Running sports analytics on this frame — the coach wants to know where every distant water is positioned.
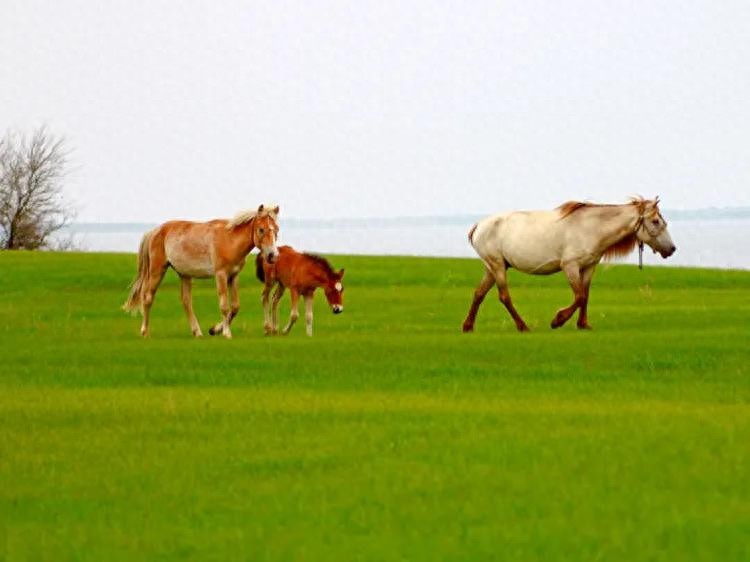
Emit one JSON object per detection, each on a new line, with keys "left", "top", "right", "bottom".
{"left": 59, "top": 217, "right": 750, "bottom": 270}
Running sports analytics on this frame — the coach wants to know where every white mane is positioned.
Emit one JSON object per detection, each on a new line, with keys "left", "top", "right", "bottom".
{"left": 227, "top": 205, "right": 279, "bottom": 228}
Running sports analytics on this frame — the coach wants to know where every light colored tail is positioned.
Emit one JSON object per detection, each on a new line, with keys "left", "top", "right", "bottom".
{"left": 122, "top": 230, "right": 152, "bottom": 315}
{"left": 467, "top": 223, "right": 479, "bottom": 247}
{"left": 467, "top": 220, "right": 495, "bottom": 272}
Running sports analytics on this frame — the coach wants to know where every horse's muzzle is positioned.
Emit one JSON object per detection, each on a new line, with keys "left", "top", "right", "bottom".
{"left": 266, "top": 251, "right": 278, "bottom": 264}
{"left": 660, "top": 245, "right": 677, "bottom": 258}
{"left": 332, "top": 305, "right": 343, "bottom": 314}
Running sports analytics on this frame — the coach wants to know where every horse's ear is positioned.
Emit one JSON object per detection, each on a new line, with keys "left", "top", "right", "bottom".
{"left": 654, "top": 195, "right": 660, "bottom": 205}
{"left": 257, "top": 204, "right": 265, "bottom": 214}
{"left": 272, "top": 205, "right": 280, "bottom": 216}
{"left": 338, "top": 268, "right": 345, "bottom": 279}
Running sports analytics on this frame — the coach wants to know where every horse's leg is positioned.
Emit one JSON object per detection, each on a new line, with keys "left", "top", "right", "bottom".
{"left": 576, "top": 264, "right": 597, "bottom": 330}
{"left": 494, "top": 265, "right": 529, "bottom": 332}
{"left": 551, "top": 262, "right": 585, "bottom": 329}
{"left": 462, "top": 267, "right": 494, "bottom": 332}
{"left": 208, "top": 270, "right": 233, "bottom": 339}
{"left": 304, "top": 292, "right": 314, "bottom": 337}
{"left": 227, "top": 274, "right": 240, "bottom": 326}
{"left": 140, "top": 251, "right": 168, "bottom": 338}
{"left": 261, "top": 281, "right": 273, "bottom": 334}
{"left": 271, "top": 285, "right": 285, "bottom": 334}
{"left": 180, "top": 276, "right": 203, "bottom": 337}
{"left": 282, "top": 289, "right": 300, "bottom": 335}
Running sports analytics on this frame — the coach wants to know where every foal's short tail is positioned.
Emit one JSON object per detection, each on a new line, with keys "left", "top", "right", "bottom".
{"left": 122, "top": 230, "right": 153, "bottom": 315}
{"left": 255, "top": 252, "right": 266, "bottom": 283}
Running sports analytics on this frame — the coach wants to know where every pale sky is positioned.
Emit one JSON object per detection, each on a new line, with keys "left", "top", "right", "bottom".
{"left": 2, "top": 1, "right": 749, "bottom": 222}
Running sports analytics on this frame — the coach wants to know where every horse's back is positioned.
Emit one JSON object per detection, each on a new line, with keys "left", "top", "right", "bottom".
{"left": 271, "top": 246, "right": 298, "bottom": 271}
{"left": 262, "top": 246, "right": 328, "bottom": 292}
{"left": 155, "top": 220, "right": 220, "bottom": 278}
{"left": 471, "top": 210, "right": 564, "bottom": 273}
{"left": 471, "top": 210, "right": 558, "bottom": 250}
{"left": 259, "top": 245, "right": 296, "bottom": 285}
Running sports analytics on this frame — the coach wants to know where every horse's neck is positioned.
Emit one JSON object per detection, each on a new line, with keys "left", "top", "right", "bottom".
{"left": 232, "top": 220, "right": 256, "bottom": 256}
{"left": 592, "top": 205, "right": 640, "bottom": 250}
{"left": 307, "top": 265, "right": 329, "bottom": 287}
{"left": 300, "top": 259, "right": 330, "bottom": 287}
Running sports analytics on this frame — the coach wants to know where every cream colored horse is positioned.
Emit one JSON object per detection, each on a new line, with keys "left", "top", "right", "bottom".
{"left": 463, "top": 197, "right": 676, "bottom": 332}
{"left": 123, "top": 204, "right": 280, "bottom": 338}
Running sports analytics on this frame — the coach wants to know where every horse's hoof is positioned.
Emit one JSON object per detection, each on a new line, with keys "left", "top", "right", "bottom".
{"left": 462, "top": 324, "right": 474, "bottom": 333}
{"left": 550, "top": 314, "right": 566, "bottom": 329}
{"left": 517, "top": 324, "right": 530, "bottom": 332}
{"left": 208, "top": 326, "right": 220, "bottom": 336}
{"left": 577, "top": 324, "right": 592, "bottom": 331}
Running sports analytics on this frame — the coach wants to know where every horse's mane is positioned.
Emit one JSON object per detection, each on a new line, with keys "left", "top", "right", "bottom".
{"left": 227, "top": 206, "right": 279, "bottom": 229}
{"left": 557, "top": 197, "right": 650, "bottom": 219}
{"left": 303, "top": 252, "right": 338, "bottom": 279}
{"left": 602, "top": 232, "right": 639, "bottom": 261}
{"left": 557, "top": 200, "right": 592, "bottom": 218}
{"left": 557, "top": 197, "right": 652, "bottom": 260}
{"left": 227, "top": 210, "right": 258, "bottom": 228}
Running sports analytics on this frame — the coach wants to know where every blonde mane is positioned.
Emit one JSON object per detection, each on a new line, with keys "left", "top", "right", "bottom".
{"left": 227, "top": 210, "right": 258, "bottom": 228}
{"left": 227, "top": 205, "right": 279, "bottom": 229}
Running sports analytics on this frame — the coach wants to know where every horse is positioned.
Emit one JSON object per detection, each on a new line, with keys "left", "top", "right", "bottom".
{"left": 123, "top": 204, "right": 280, "bottom": 338}
{"left": 255, "top": 245, "right": 345, "bottom": 336}
{"left": 462, "top": 197, "right": 676, "bottom": 332}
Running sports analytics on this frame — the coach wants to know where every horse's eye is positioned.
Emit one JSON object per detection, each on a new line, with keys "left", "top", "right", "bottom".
{"left": 258, "top": 228, "right": 264, "bottom": 235}
{"left": 652, "top": 219, "right": 659, "bottom": 226}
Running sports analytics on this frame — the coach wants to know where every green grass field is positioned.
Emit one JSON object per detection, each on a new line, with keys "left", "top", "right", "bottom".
{"left": 1, "top": 251, "right": 748, "bottom": 561}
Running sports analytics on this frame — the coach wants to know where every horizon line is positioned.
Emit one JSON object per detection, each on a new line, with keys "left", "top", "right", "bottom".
{"left": 68, "top": 205, "right": 750, "bottom": 228}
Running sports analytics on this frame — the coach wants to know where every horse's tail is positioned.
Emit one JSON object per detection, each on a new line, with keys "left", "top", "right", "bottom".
{"left": 122, "top": 230, "right": 153, "bottom": 315}
{"left": 467, "top": 219, "right": 495, "bottom": 272}
{"left": 255, "top": 252, "right": 266, "bottom": 283}
{"left": 467, "top": 223, "right": 479, "bottom": 247}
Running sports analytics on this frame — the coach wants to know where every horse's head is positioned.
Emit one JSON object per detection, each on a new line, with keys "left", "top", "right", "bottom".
{"left": 636, "top": 197, "right": 676, "bottom": 259}
{"left": 253, "top": 204, "right": 280, "bottom": 263}
{"left": 323, "top": 269, "right": 345, "bottom": 314}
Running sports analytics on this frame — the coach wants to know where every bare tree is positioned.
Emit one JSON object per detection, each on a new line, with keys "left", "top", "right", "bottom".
{"left": 0, "top": 127, "right": 75, "bottom": 250}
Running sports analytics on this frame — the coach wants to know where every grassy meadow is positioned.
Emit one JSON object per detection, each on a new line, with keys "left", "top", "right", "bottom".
{"left": 0, "top": 251, "right": 748, "bottom": 561}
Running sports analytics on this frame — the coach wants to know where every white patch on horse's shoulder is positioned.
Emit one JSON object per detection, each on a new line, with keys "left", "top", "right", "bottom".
{"left": 334, "top": 282, "right": 342, "bottom": 292}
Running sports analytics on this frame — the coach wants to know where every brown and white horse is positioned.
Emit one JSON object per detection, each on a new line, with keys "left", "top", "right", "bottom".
{"left": 256, "top": 245, "right": 344, "bottom": 336}
{"left": 123, "top": 204, "right": 280, "bottom": 338}
{"left": 463, "top": 197, "right": 676, "bottom": 332}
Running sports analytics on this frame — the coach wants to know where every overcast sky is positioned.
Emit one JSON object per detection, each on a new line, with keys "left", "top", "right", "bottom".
{"left": 2, "top": 1, "right": 749, "bottom": 222}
